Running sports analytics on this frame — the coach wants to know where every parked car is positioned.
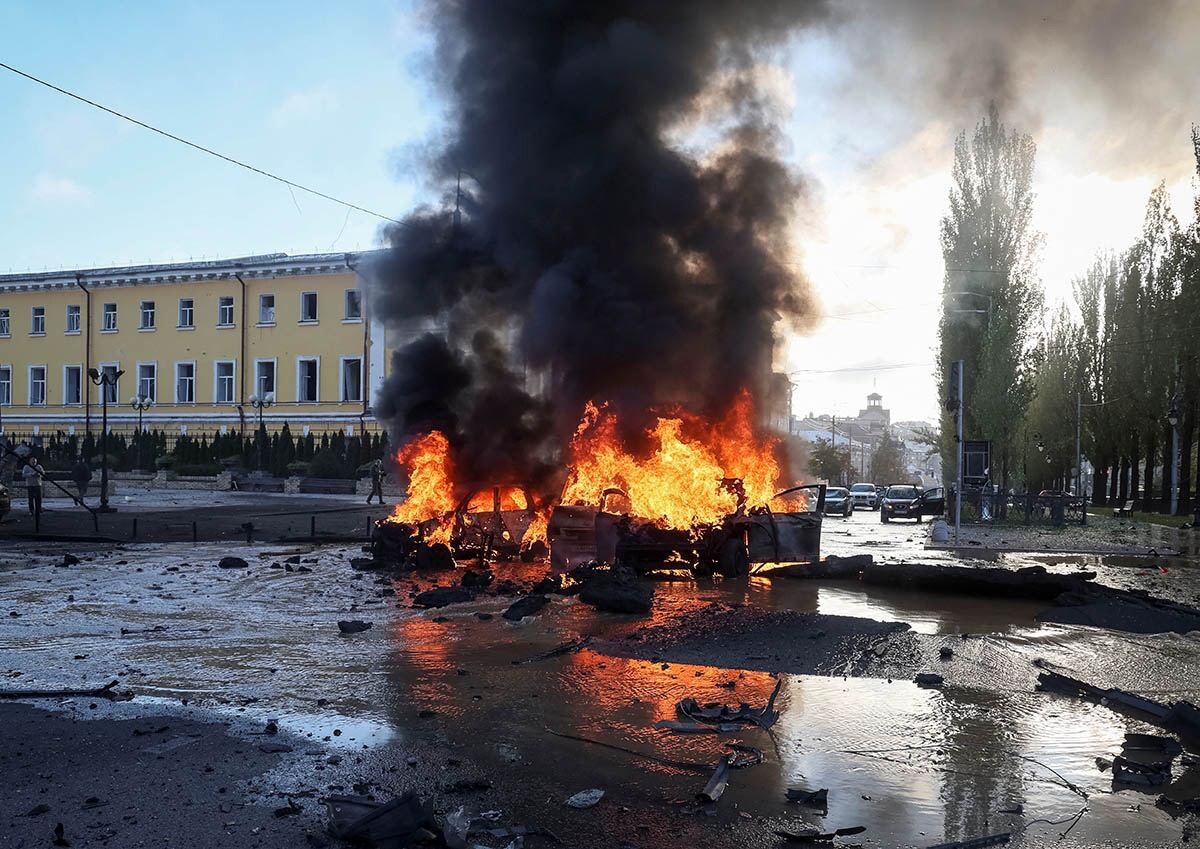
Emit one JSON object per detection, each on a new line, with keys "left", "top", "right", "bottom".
{"left": 849, "top": 482, "right": 879, "bottom": 510}
{"left": 881, "top": 485, "right": 926, "bottom": 523}
{"left": 824, "top": 487, "right": 854, "bottom": 517}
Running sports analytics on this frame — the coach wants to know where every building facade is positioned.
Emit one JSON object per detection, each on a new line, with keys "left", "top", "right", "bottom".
{"left": 0, "top": 251, "right": 391, "bottom": 439}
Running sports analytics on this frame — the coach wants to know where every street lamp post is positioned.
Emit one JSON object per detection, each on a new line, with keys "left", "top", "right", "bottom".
{"left": 88, "top": 367, "right": 124, "bottom": 513}
{"left": 248, "top": 394, "right": 274, "bottom": 472}
{"left": 129, "top": 395, "right": 153, "bottom": 471}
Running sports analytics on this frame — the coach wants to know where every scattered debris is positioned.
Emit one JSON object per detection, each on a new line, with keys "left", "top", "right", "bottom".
{"left": 786, "top": 787, "right": 829, "bottom": 808}
{"left": 52, "top": 822, "right": 69, "bottom": 847}
{"left": 1036, "top": 666, "right": 1200, "bottom": 743}
{"left": 773, "top": 825, "right": 866, "bottom": 842}
{"left": 273, "top": 798, "right": 303, "bottom": 817}
{"left": 413, "top": 587, "right": 474, "bottom": 609}
{"left": 915, "top": 673, "right": 945, "bottom": 689}
{"left": 925, "top": 833, "right": 1011, "bottom": 849}
{"left": 676, "top": 676, "right": 782, "bottom": 729}
{"left": 697, "top": 756, "right": 731, "bottom": 803}
{"left": 577, "top": 568, "right": 654, "bottom": 614}
{"left": 323, "top": 793, "right": 437, "bottom": 848}
{"left": 565, "top": 788, "right": 605, "bottom": 809}
{"left": 513, "top": 636, "right": 592, "bottom": 665}
{"left": 503, "top": 595, "right": 550, "bottom": 621}
{"left": 218, "top": 556, "right": 248, "bottom": 569}
{"left": 337, "top": 620, "right": 372, "bottom": 634}
{"left": 939, "top": 646, "right": 955, "bottom": 660}
{"left": 0, "top": 680, "right": 122, "bottom": 700}
{"left": 1112, "top": 755, "right": 1171, "bottom": 787}
{"left": 460, "top": 569, "right": 493, "bottom": 588}
{"left": 1123, "top": 732, "right": 1182, "bottom": 756}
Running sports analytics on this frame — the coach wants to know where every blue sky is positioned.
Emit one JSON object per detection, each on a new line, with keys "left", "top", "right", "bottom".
{"left": 2, "top": 3, "right": 1195, "bottom": 421}
{"left": 0, "top": 1, "right": 433, "bottom": 271}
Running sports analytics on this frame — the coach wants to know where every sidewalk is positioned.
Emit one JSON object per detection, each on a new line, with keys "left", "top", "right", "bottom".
{"left": 926, "top": 514, "right": 1200, "bottom": 557}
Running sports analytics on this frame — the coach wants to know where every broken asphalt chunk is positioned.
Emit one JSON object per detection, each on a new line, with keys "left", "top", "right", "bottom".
{"left": 503, "top": 595, "right": 550, "bottom": 621}
{"left": 413, "top": 587, "right": 473, "bottom": 609}
{"left": 337, "top": 620, "right": 372, "bottom": 634}
{"left": 218, "top": 556, "right": 249, "bottom": 569}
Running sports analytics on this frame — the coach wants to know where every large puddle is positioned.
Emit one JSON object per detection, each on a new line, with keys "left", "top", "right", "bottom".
{"left": 2, "top": 539, "right": 1199, "bottom": 846}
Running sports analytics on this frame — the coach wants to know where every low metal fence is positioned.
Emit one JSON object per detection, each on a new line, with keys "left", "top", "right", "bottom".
{"left": 951, "top": 490, "right": 1087, "bottom": 526}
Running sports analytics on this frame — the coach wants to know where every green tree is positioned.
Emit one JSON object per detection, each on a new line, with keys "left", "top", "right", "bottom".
{"left": 809, "top": 437, "right": 851, "bottom": 486}
{"left": 937, "top": 105, "right": 1043, "bottom": 492}
{"left": 870, "top": 431, "right": 908, "bottom": 485}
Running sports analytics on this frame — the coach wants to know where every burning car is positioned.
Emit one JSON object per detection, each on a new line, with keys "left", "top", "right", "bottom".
{"left": 548, "top": 482, "right": 826, "bottom": 576}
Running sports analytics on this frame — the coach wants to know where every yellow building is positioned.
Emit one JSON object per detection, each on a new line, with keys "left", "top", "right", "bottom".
{"left": 0, "top": 251, "right": 392, "bottom": 439}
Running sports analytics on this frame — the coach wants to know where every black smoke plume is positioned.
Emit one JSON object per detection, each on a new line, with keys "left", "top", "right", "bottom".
{"left": 371, "top": 0, "right": 823, "bottom": 493}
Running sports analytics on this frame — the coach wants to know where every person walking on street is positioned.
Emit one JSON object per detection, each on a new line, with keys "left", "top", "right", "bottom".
{"left": 367, "top": 459, "right": 386, "bottom": 505}
{"left": 22, "top": 456, "right": 45, "bottom": 517}
{"left": 71, "top": 455, "right": 92, "bottom": 504}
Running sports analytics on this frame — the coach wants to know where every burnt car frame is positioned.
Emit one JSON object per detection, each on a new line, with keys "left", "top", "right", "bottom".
{"left": 548, "top": 482, "right": 827, "bottom": 576}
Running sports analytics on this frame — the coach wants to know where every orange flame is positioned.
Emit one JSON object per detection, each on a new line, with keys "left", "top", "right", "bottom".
{"left": 561, "top": 390, "right": 781, "bottom": 526}
{"left": 386, "top": 391, "right": 787, "bottom": 543}
{"left": 387, "top": 431, "right": 456, "bottom": 542}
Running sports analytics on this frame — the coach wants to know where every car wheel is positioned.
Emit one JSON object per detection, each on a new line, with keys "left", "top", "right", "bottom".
{"left": 881, "top": 512, "right": 889, "bottom": 524}
{"left": 915, "top": 515, "right": 922, "bottom": 524}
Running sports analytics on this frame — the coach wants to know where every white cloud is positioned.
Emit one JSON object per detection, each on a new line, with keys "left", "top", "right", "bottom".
{"left": 270, "top": 84, "right": 338, "bottom": 126}
{"left": 30, "top": 174, "right": 91, "bottom": 204}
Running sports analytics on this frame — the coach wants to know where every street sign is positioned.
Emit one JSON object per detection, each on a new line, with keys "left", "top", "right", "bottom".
{"left": 962, "top": 440, "right": 991, "bottom": 487}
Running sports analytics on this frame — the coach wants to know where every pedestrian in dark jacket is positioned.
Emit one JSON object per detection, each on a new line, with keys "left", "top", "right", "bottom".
{"left": 367, "top": 459, "right": 386, "bottom": 505}
{"left": 71, "top": 456, "right": 92, "bottom": 503}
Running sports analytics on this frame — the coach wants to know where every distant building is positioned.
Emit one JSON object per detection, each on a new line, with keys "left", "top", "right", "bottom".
{"left": 856, "top": 392, "right": 890, "bottom": 433}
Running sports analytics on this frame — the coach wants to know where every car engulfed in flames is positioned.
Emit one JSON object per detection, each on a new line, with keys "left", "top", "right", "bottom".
{"left": 375, "top": 391, "right": 825, "bottom": 572}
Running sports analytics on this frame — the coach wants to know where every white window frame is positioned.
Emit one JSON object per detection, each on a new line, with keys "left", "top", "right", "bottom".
{"left": 28, "top": 364, "right": 47, "bottom": 406}
{"left": 136, "top": 361, "right": 158, "bottom": 402}
{"left": 213, "top": 359, "right": 237, "bottom": 404}
{"left": 139, "top": 300, "right": 156, "bottom": 330}
{"left": 0, "top": 308, "right": 9, "bottom": 337}
{"left": 65, "top": 304, "right": 81, "bottom": 335}
{"left": 299, "top": 291, "right": 318, "bottom": 323}
{"left": 102, "top": 302, "right": 118, "bottom": 332}
{"left": 339, "top": 356, "right": 363, "bottom": 402}
{"left": 254, "top": 358, "right": 277, "bottom": 400}
{"left": 178, "top": 298, "right": 194, "bottom": 329}
{"left": 217, "top": 296, "right": 235, "bottom": 327}
{"left": 175, "top": 360, "right": 196, "bottom": 404}
{"left": 343, "top": 289, "right": 362, "bottom": 322}
{"left": 30, "top": 306, "right": 46, "bottom": 336}
{"left": 63, "top": 364, "right": 83, "bottom": 405}
{"left": 258, "top": 293, "right": 276, "bottom": 326}
{"left": 295, "top": 356, "right": 320, "bottom": 403}
{"left": 98, "top": 361, "right": 121, "bottom": 404}
{"left": 0, "top": 364, "right": 12, "bottom": 405}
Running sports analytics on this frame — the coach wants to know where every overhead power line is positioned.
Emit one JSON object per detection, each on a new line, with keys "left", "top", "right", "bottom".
{"left": 790, "top": 362, "right": 934, "bottom": 375}
{"left": 0, "top": 61, "right": 402, "bottom": 225}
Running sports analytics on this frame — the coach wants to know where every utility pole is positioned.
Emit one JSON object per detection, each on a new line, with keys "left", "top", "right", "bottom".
{"left": 830, "top": 416, "right": 837, "bottom": 485}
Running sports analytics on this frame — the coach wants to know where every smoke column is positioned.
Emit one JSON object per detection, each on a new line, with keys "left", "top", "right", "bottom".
{"left": 371, "top": 0, "right": 824, "bottom": 493}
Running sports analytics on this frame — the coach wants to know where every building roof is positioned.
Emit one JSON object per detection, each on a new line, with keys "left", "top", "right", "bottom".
{"left": 867, "top": 391, "right": 882, "bottom": 400}
{"left": 0, "top": 250, "right": 387, "bottom": 292}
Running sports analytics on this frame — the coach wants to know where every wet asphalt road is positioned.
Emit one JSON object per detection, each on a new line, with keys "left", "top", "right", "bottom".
{"left": 2, "top": 510, "right": 1200, "bottom": 848}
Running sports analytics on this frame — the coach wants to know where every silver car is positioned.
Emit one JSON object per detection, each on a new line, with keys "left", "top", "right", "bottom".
{"left": 849, "top": 482, "right": 878, "bottom": 510}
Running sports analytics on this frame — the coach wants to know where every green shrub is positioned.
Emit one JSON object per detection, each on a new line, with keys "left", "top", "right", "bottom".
{"left": 286, "top": 461, "right": 311, "bottom": 476}
{"left": 175, "top": 464, "right": 220, "bottom": 476}
{"left": 154, "top": 454, "right": 176, "bottom": 469}
{"left": 308, "top": 449, "right": 351, "bottom": 479}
